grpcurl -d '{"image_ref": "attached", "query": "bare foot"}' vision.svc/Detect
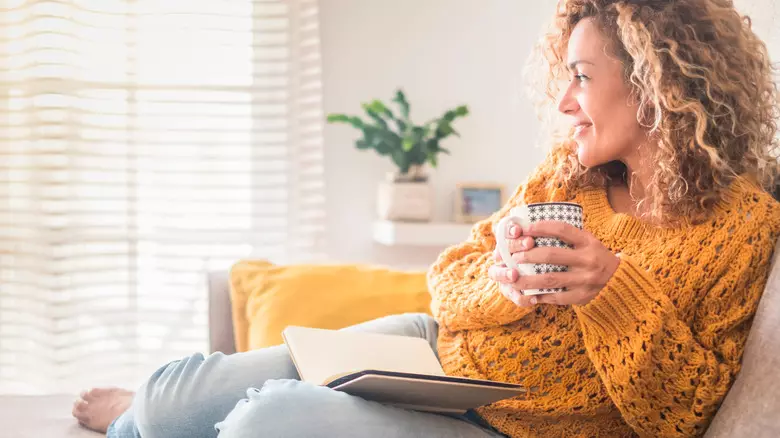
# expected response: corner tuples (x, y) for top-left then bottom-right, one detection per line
(72, 387), (135, 433)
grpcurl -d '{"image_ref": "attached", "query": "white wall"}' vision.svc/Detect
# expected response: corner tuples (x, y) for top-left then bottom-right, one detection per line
(318, 0), (780, 270)
(319, 0), (554, 269)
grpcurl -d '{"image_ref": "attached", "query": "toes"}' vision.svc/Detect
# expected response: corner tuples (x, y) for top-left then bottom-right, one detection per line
(82, 387), (112, 401)
(72, 399), (87, 418)
(81, 388), (98, 401)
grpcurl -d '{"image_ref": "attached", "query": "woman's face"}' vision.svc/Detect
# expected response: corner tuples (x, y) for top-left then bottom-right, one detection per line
(557, 18), (647, 168)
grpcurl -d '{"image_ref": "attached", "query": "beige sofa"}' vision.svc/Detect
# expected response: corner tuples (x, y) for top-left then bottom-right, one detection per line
(205, 239), (780, 437)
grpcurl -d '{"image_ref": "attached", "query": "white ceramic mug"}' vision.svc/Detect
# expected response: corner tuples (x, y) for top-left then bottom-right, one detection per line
(493, 202), (584, 295)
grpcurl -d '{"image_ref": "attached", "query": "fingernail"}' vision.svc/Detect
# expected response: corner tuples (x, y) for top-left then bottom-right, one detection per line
(506, 269), (515, 281)
(509, 225), (518, 237)
(530, 297), (538, 305)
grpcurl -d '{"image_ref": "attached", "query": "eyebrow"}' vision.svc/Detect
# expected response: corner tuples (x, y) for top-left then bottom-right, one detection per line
(567, 60), (595, 70)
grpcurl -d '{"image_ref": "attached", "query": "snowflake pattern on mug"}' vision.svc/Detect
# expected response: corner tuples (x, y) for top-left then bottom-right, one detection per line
(527, 203), (583, 294)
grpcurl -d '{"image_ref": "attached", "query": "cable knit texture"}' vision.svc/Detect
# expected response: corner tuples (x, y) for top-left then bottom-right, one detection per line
(428, 168), (780, 438)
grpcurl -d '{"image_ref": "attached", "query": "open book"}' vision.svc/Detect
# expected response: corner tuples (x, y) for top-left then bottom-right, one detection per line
(282, 326), (526, 415)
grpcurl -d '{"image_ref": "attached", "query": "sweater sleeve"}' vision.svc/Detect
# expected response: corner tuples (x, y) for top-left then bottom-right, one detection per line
(573, 234), (776, 437)
(426, 213), (536, 332)
(427, 164), (562, 332)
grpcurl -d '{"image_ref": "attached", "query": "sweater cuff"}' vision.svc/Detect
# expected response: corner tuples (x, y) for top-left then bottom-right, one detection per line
(574, 255), (666, 339)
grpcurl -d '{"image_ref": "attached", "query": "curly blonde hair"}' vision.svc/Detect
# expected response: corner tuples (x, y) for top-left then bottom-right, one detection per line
(539, 0), (779, 223)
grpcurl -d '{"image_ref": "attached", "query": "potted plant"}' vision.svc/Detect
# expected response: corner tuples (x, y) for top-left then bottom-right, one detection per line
(327, 89), (469, 221)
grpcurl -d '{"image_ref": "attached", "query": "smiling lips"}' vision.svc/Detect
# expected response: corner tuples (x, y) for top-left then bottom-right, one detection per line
(573, 123), (592, 138)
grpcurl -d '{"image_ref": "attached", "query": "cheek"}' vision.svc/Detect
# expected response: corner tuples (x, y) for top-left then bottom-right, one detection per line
(580, 94), (639, 160)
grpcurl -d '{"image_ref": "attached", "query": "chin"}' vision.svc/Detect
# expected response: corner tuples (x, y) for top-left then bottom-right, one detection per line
(576, 141), (612, 169)
(576, 142), (598, 167)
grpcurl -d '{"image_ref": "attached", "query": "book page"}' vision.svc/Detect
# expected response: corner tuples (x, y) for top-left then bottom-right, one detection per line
(282, 326), (445, 386)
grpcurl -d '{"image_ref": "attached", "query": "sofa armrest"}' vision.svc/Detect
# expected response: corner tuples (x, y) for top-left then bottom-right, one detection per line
(208, 271), (236, 355)
(704, 237), (780, 437)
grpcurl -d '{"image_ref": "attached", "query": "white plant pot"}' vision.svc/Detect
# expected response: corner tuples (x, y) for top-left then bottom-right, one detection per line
(376, 180), (432, 222)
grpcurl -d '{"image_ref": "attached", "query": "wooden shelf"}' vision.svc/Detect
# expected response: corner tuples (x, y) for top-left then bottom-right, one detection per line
(372, 220), (474, 247)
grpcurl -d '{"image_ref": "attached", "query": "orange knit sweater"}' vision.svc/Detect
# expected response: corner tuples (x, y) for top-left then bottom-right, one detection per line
(428, 170), (780, 438)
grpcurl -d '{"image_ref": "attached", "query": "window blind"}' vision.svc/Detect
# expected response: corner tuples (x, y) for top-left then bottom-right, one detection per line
(0, 0), (325, 394)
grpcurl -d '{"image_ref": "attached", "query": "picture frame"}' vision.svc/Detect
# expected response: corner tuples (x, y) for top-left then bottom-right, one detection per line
(454, 183), (505, 223)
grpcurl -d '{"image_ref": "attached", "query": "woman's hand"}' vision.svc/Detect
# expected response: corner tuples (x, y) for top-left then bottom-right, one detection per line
(488, 221), (620, 306)
(488, 224), (537, 306)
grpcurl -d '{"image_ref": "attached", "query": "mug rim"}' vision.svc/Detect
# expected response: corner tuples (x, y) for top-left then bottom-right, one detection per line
(527, 202), (582, 209)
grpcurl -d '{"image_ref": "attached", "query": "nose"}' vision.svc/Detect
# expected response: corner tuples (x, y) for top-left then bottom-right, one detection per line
(557, 82), (579, 116)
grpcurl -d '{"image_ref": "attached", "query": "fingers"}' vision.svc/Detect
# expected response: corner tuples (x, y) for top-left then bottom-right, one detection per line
(492, 262), (580, 297)
(533, 289), (593, 306)
(495, 272), (587, 307)
(493, 236), (535, 262)
(506, 223), (521, 239)
(493, 236), (536, 262)
(502, 284), (589, 307)
(513, 293), (538, 307)
(524, 221), (589, 247)
(498, 283), (537, 307)
(533, 291), (568, 305)
(510, 236), (535, 253)
(488, 263), (518, 283)
(510, 271), (581, 292)
(510, 246), (580, 267)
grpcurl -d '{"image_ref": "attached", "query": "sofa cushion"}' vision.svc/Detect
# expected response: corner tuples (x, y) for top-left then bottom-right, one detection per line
(704, 239), (780, 437)
(229, 261), (431, 351)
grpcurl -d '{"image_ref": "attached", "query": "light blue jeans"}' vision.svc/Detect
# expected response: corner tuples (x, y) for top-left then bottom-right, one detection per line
(107, 313), (505, 438)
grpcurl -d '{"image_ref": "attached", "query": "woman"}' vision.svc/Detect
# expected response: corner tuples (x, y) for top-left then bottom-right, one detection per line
(73, 0), (780, 437)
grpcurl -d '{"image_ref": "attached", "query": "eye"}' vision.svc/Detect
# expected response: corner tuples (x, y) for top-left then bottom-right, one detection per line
(573, 73), (589, 82)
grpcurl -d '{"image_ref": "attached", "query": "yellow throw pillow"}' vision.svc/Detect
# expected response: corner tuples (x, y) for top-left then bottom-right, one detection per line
(229, 260), (432, 352)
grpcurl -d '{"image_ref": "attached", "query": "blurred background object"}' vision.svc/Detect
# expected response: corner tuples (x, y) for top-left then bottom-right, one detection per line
(0, 0), (325, 394)
(328, 89), (469, 222)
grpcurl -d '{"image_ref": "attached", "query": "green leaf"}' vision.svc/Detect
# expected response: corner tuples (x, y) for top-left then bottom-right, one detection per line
(365, 99), (400, 124)
(327, 113), (349, 123)
(392, 90), (410, 120)
(366, 100), (389, 115)
(337, 94), (467, 174)
(437, 123), (454, 137)
(355, 139), (370, 150)
(439, 105), (469, 123)
(362, 106), (388, 129)
(326, 113), (366, 131)
(391, 149), (410, 174)
(454, 105), (469, 117)
(374, 139), (392, 155)
(348, 116), (365, 128)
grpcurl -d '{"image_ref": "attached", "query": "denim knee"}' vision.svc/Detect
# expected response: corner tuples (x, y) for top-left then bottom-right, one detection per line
(215, 379), (359, 438)
(134, 353), (221, 438)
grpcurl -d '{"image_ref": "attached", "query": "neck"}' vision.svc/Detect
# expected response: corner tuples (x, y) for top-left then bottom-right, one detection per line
(610, 139), (657, 218)
(621, 156), (646, 200)
(620, 137), (656, 197)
